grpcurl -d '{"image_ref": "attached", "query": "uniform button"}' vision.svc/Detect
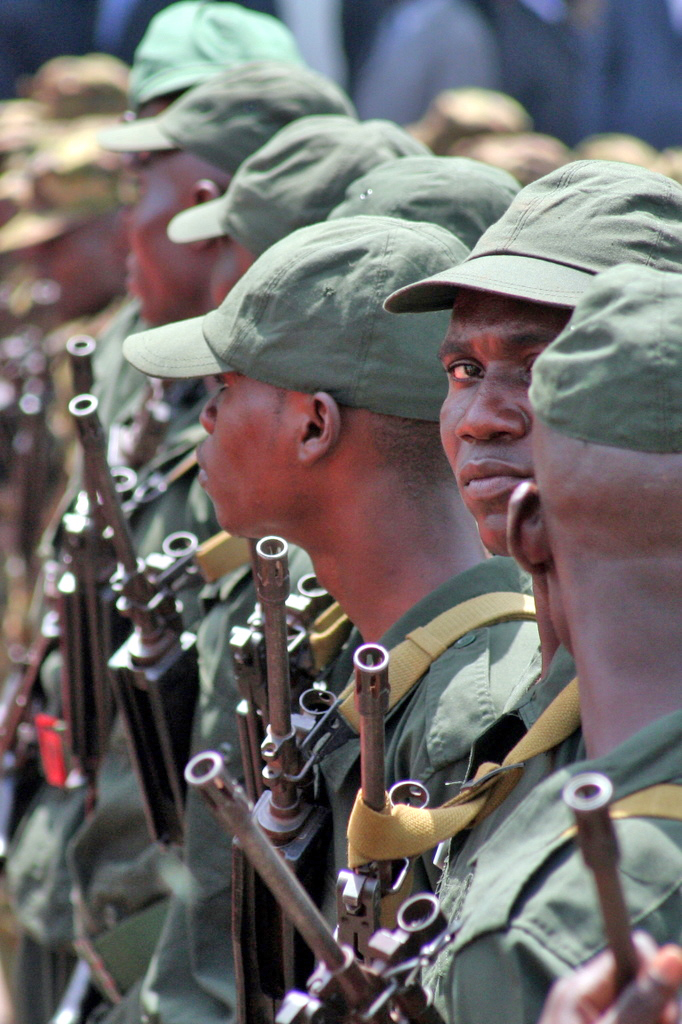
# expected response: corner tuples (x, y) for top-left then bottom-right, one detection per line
(454, 632), (477, 648)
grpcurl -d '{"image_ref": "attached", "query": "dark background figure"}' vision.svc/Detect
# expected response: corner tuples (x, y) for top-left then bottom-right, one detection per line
(591, 0), (682, 148)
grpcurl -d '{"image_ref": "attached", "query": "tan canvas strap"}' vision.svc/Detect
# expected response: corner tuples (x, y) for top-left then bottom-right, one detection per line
(347, 676), (580, 867)
(195, 530), (251, 583)
(338, 592), (537, 733)
(308, 601), (353, 672)
(611, 784), (682, 821)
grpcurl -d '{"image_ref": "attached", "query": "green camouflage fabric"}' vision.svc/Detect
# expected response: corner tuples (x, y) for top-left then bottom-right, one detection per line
(0, 116), (126, 255)
(443, 710), (682, 1024)
(25, 55), (129, 120)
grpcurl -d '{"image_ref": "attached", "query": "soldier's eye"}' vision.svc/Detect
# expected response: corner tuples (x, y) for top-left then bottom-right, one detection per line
(447, 361), (481, 382)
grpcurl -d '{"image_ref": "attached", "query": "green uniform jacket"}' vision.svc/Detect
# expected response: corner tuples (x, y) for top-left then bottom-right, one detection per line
(425, 645), (580, 1006)
(446, 708), (682, 1024)
(319, 556), (540, 916)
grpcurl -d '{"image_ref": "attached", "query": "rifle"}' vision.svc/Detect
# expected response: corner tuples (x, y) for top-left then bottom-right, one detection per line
(69, 392), (199, 846)
(225, 537), (333, 1023)
(335, 646), (427, 963)
(563, 772), (639, 993)
(186, 752), (453, 1024)
(229, 565), (342, 803)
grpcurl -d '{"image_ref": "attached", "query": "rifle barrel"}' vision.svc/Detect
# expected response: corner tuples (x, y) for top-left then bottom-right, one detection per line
(563, 771), (639, 992)
(186, 751), (369, 1006)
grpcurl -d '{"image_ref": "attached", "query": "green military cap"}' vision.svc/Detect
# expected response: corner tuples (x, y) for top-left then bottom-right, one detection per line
(26, 54), (129, 119)
(124, 215), (469, 421)
(168, 115), (427, 252)
(99, 61), (355, 174)
(128, 1), (303, 110)
(384, 160), (682, 313)
(328, 155), (520, 250)
(0, 115), (124, 253)
(529, 263), (682, 453)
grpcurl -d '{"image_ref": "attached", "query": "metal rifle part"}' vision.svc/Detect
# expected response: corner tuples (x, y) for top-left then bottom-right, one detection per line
(107, 378), (172, 470)
(186, 753), (384, 1020)
(69, 393), (199, 846)
(563, 772), (639, 992)
(230, 571), (338, 803)
(46, 960), (98, 1024)
(338, 644), (413, 964)
(256, 536), (304, 823)
(229, 538), (332, 1019)
(65, 334), (96, 396)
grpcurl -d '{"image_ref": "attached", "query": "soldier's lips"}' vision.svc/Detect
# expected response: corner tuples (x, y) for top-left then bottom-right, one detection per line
(458, 461), (531, 502)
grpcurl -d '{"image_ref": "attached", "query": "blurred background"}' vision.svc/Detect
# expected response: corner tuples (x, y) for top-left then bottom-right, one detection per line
(0, 0), (680, 150)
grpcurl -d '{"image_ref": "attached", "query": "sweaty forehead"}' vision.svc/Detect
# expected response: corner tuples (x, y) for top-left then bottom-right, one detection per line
(441, 287), (571, 356)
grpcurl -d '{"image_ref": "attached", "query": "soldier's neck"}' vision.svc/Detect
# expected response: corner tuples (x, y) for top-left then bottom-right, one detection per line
(305, 483), (485, 642)
(566, 559), (682, 760)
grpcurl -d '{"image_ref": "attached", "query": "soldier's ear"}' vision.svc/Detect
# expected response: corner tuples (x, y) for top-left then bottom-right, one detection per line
(192, 178), (223, 205)
(185, 178), (225, 251)
(507, 480), (551, 576)
(296, 391), (341, 465)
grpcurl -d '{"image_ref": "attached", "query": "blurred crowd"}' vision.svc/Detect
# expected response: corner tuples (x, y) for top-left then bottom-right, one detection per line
(2, 0), (682, 148)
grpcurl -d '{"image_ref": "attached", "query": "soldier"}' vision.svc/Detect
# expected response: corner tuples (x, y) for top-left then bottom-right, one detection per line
(123, 213), (540, 1013)
(165, 113), (429, 256)
(132, 138), (523, 1024)
(440, 262), (682, 1024)
(376, 159), (682, 1013)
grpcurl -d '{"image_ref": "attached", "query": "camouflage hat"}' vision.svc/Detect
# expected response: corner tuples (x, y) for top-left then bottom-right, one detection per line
(0, 116), (124, 254)
(530, 263), (682, 453)
(328, 156), (520, 250)
(99, 61), (355, 174)
(25, 54), (129, 119)
(409, 87), (533, 155)
(168, 116), (427, 252)
(124, 216), (469, 421)
(385, 160), (682, 313)
(129, 1), (303, 109)
(0, 100), (46, 159)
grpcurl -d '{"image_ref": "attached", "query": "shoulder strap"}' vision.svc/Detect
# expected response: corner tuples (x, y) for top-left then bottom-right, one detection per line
(338, 592), (536, 732)
(347, 676), (580, 867)
(610, 784), (682, 822)
(195, 530), (251, 583)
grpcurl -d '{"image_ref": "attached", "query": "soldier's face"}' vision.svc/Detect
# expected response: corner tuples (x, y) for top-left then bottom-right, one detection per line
(439, 287), (571, 556)
(122, 149), (222, 326)
(198, 372), (299, 539)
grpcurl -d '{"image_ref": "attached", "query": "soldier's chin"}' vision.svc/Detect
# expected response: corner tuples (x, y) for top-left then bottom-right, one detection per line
(476, 509), (510, 558)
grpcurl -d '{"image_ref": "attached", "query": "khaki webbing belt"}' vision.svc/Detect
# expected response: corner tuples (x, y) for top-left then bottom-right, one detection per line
(560, 783), (682, 842)
(611, 784), (682, 821)
(338, 592), (537, 733)
(195, 530), (251, 583)
(347, 676), (580, 868)
(308, 601), (352, 672)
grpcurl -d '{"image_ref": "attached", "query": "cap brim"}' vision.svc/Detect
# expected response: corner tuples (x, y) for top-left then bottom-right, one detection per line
(98, 117), (175, 153)
(123, 314), (227, 378)
(167, 196), (225, 243)
(384, 253), (595, 313)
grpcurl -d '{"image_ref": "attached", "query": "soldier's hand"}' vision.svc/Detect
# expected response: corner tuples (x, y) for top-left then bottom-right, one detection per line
(539, 932), (682, 1024)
